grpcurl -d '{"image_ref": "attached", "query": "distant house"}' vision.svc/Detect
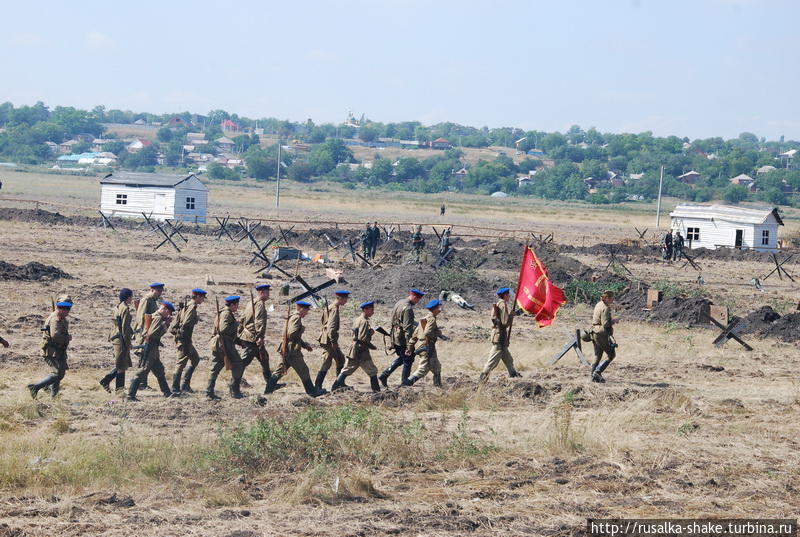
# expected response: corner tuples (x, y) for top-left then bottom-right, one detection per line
(583, 176), (609, 190)
(127, 138), (153, 153)
(221, 119), (240, 132)
(431, 137), (451, 150)
(608, 171), (625, 187)
(628, 173), (644, 181)
(780, 149), (796, 168)
(90, 138), (112, 152)
(677, 170), (701, 185)
(44, 141), (59, 154)
(527, 148), (545, 157)
(756, 165), (777, 175)
(99, 171), (208, 223)
(452, 167), (468, 180)
(669, 203), (783, 251)
(186, 132), (206, 142)
(134, 119), (146, 125)
(168, 116), (190, 128)
(216, 136), (236, 152)
(730, 173), (755, 190)
(59, 139), (80, 154)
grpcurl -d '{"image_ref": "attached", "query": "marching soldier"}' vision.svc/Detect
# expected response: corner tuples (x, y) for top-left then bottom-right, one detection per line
(27, 295), (73, 399)
(405, 299), (444, 387)
(134, 283), (166, 390)
(331, 301), (381, 392)
(379, 288), (425, 387)
(360, 223), (373, 261)
(266, 301), (326, 397)
(411, 225), (425, 263)
(128, 301), (175, 401)
(171, 288), (207, 394)
(478, 288), (522, 385)
(238, 284), (272, 395)
(591, 290), (617, 383)
(99, 288), (134, 394)
(662, 231), (673, 260)
(314, 290), (350, 391)
(672, 231), (684, 261)
(207, 295), (245, 400)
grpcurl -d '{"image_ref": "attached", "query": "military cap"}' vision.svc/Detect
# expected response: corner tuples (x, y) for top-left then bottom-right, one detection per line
(255, 283), (271, 291)
(601, 290), (615, 298)
(360, 301), (375, 309)
(192, 288), (207, 295)
(149, 282), (165, 289)
(224, 295), (240, 303)
(496, 287), (511, 296)
(425, 299), (441, 309)
(334, 290), (351, 296)
(410, 288), (425, 297)
(162, 300), (176, 312)
(296, 300), (312, 308)
(56, 294), (74, 308)
(119, 288), (133, 302)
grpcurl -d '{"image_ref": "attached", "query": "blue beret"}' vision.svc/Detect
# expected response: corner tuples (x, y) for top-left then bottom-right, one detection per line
(56, 301), (73, 308)
(149, 282), (165, 289)
(296, 300), (312, 308)
(496, 287), (511, 296)
(334, 290), (351, 296)
(119, 288), (133, 302)
(192, 288), (207, 295)
(360, 301), (375, 309)
(162, 300), (176, 312)
(410, 288), (425, 297)
(425, 299), (440, 309)
(224, 295), (240, 303)
(255, 283), (271, 291)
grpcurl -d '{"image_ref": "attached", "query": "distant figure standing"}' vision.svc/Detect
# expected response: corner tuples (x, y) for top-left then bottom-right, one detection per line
(368, 221), (381, 259)
(360, 223), (373, 261)
(672, 231), (684, 261)
(440, 203), (446, 216)
(662, 232), (673, 260)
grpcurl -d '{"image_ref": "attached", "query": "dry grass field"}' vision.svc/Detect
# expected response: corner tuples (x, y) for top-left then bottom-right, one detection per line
(0, 171), (799, 536)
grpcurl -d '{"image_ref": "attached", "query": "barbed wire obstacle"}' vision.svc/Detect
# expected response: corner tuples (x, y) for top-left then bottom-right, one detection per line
(679, 250), (703, 271)
(704, 313), (753, 351)
(97, 211), (117, 232)
(549, 329), (591, 367)
(214, 215), (236, 241)
(153, 222), (183, 252)
(762, 253), (796, 282)
(290, 274), (336, 306)
(634, 226), (648, 241)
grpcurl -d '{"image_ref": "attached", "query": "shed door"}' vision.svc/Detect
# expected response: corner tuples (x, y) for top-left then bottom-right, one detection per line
(153, 193), (168, 215)
(734, 229), (744, 248)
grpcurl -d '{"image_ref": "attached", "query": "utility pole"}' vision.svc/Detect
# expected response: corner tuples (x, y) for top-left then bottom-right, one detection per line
(275, 141), (281, 209)
(656, 165), (664, 227)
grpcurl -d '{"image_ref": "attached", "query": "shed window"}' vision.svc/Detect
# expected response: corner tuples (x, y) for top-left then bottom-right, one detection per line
(761, 229), (770, 245)
(186, 197), (195, 210)
(116, 194), (127, 205)
(687, 227), (700, 241)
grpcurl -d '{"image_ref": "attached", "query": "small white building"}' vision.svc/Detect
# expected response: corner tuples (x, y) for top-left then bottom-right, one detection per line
(669, 203), (783, 251)
(100, 172), (208, 223)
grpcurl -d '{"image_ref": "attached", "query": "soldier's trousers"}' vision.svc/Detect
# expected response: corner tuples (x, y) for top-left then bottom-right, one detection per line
(209, 351), (244, 383)
(34, 352), (68, 393)
(591, 332), (616, 367)
(381, 345), (414, 381)
(175, 340), (200, 373)
(410, 350), (440, 379)
(341, 351), (378, 377)
(113, 342), (132, 370)
(274, 352), (312, 382)
(240, 341), (271, 379)
(481, 344), (516, 378)
(319, 344), (345, 373)
(133, 353), (171, 395)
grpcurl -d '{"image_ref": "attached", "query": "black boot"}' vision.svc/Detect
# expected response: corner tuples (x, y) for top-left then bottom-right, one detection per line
(206, 372), (221, 400)
(330, 373), (348, 391)
(115, 371), (126, 393)
(592, 359), (611, 383)
(433, 373), (442, 388)
(265, 374), (280, 394)
(378, 373), (389, 388)
(181, 365), (196, 393)
(171, 372), (182, 394)
(27, 375), (54, 400)
(49, 380), (61, 397)
(369, 375), (381, 393)
(509, 370), (522, 378)
(156, 372), (173, 397)
(230, 378), (244, 399)
(99, 369), (117, 392)
(401, 358), (414, 385)
(127, 378), (141, 401)
(403, 374), (419, 386)
(302, 378), (327, 398)
(314, 369), (328, 391)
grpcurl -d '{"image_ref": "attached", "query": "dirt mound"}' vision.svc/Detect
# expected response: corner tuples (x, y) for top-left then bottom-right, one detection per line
(0, 208), (70, 225)
(0, 261), (72, 281)
(616, 288), (712, 326)
(741, 306), (800, 342)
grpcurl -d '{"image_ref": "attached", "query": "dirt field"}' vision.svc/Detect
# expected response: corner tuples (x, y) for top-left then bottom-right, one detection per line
(0, 174), (799, 536)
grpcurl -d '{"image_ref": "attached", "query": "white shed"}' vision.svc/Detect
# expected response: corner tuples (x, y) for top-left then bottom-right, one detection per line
(100, 172), (208, 223)
(669, 203), (783, 251)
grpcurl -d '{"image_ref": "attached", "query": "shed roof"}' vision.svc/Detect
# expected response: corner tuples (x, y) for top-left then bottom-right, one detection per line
(670, 203), (783, 226)
(100, 172), (206, 189)
(677, 170), (700, 178)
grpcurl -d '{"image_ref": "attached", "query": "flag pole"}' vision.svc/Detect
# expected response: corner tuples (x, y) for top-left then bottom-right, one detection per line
(507, 242), (530, 345)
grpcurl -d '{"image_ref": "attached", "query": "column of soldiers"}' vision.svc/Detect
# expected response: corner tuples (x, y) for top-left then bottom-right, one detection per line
(662, 229), (684, 261)
(23, 282), (622, 401)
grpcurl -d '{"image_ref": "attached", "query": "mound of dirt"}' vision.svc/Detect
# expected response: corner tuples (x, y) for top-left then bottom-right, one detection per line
(616, 288), (712, 326)
(740, 306), (800, 342)
(0, 208), (70, 225)
(0, 261), (72, 281)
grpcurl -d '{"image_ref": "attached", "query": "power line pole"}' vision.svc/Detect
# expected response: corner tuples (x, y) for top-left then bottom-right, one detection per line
(656, 165), (664, 227)
(275, 141), (281, 209)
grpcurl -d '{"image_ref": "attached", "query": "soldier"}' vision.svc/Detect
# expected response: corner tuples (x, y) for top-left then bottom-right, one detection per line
(314, 290), (350, 391)
(672, 231), (684, 261)
(478, 288), (522, 385)
(368, 221), (381, 259)
(99, 288), (134, 394)
(171, 288), (207, 394)
(360, 223), (373, 260)
(27, 295), (73, 399)
(440, 203), (446, 216)
(662, 231), (673, 260)
(207, 295), (245, 400)
(405, 299), (444, 387)
(331, 301), (381, 392)
(133, 283), (166, 390)
(411, 225), (425, 263)
(127, 301), (175, 401)
(378, 288), (425, 387)
(591, 290), (617, 383)
(266, 301), (326, 397)
(238, 284), (272, 395)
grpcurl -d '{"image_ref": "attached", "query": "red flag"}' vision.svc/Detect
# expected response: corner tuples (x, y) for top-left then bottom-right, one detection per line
(515, 245), (566, 327)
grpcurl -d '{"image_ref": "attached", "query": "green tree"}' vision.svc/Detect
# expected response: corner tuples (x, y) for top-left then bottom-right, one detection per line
(722, 184), (749, 204)
(157, 127), (173, 142)
(359, 124), (380, 142)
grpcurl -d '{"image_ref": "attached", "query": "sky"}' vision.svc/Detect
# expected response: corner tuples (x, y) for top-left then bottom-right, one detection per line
(1, 0), (797, 140)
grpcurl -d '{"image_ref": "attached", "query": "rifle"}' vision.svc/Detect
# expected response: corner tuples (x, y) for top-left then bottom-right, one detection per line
(214, 297), (232, 370)
(138, 340), (152, 368)
(111, 314), (129, 352)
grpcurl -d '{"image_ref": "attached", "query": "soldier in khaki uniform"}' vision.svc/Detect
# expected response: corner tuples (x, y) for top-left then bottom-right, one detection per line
(133, 283), (165, 390)
(207, 295), (245, 400)
(379, 289), (425, 387)
(266, 301), (326, 397)
(314, 290), (350, 391)
(99, 288), (134, 394)
(171, 288), (207, 394)
(128, 301), (175, 401)
(478, 287), (522, 385)
(591, 290), (617, 383)
(405, 299), (445, 387)
(238, 284), (272, 394)
(331, 301), (381, 392)
(27, 295), (73, 399)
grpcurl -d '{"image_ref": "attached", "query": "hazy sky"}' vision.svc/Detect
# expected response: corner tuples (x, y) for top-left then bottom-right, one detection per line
(1, 0), (797, 140)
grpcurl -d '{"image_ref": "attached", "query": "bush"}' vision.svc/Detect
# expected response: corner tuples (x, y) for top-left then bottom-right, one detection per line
(562, 280), (627, 304)
(208, 162), (239, 181)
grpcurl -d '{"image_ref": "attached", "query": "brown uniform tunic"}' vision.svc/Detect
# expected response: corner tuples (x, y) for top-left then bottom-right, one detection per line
(318, 303), (345, 372)
(480, 299), (517, 380)
(390, 299), (416, 350)
(42, 312), (71, 379)
(238, 298), (270, 373)
(409, 314), (442, 379)
(210, 307), (244, 378)
(110, 302), (133, 369)
(274, 312), (313, 382)
(174, 301), (200, 370)
(133, 313), (170, 383)
(134, 295), (158, 345)
(591, 300), (616, 365)
(341, 313), (378, 377)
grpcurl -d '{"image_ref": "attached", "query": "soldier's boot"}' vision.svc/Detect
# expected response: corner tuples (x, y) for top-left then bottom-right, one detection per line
(330, 373), (348, 392)
(508, 369), (522, 378)
(302, 378), (327, 398)
(115, 371), (126, 393)
(49, 380), (61, 398)
(127, 378), (142, 402)
(181, 365), (196, 393)
(401, 358), (415, 385)
(99, 369), (117, 392)
(336, 365), (350, 388)
(171, 372), (182, 394)
(314, 369), (328, 391)
(156, 373), (173, 397)
(592, 360), (610, 383)
(377, 372), (389, 389)
(369, 375), (381, 393)
(206, 371), (221, 400)
(432, 373), (442, 388)
(261, 367), (272, 394)
(229, 379), (244, 400)
(140, 372), (151, 391)
(477, 371), (490, 386)
(403, 374), (419, 387)
(264, 374), (281, 394)
(27, 376), (54, 400)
